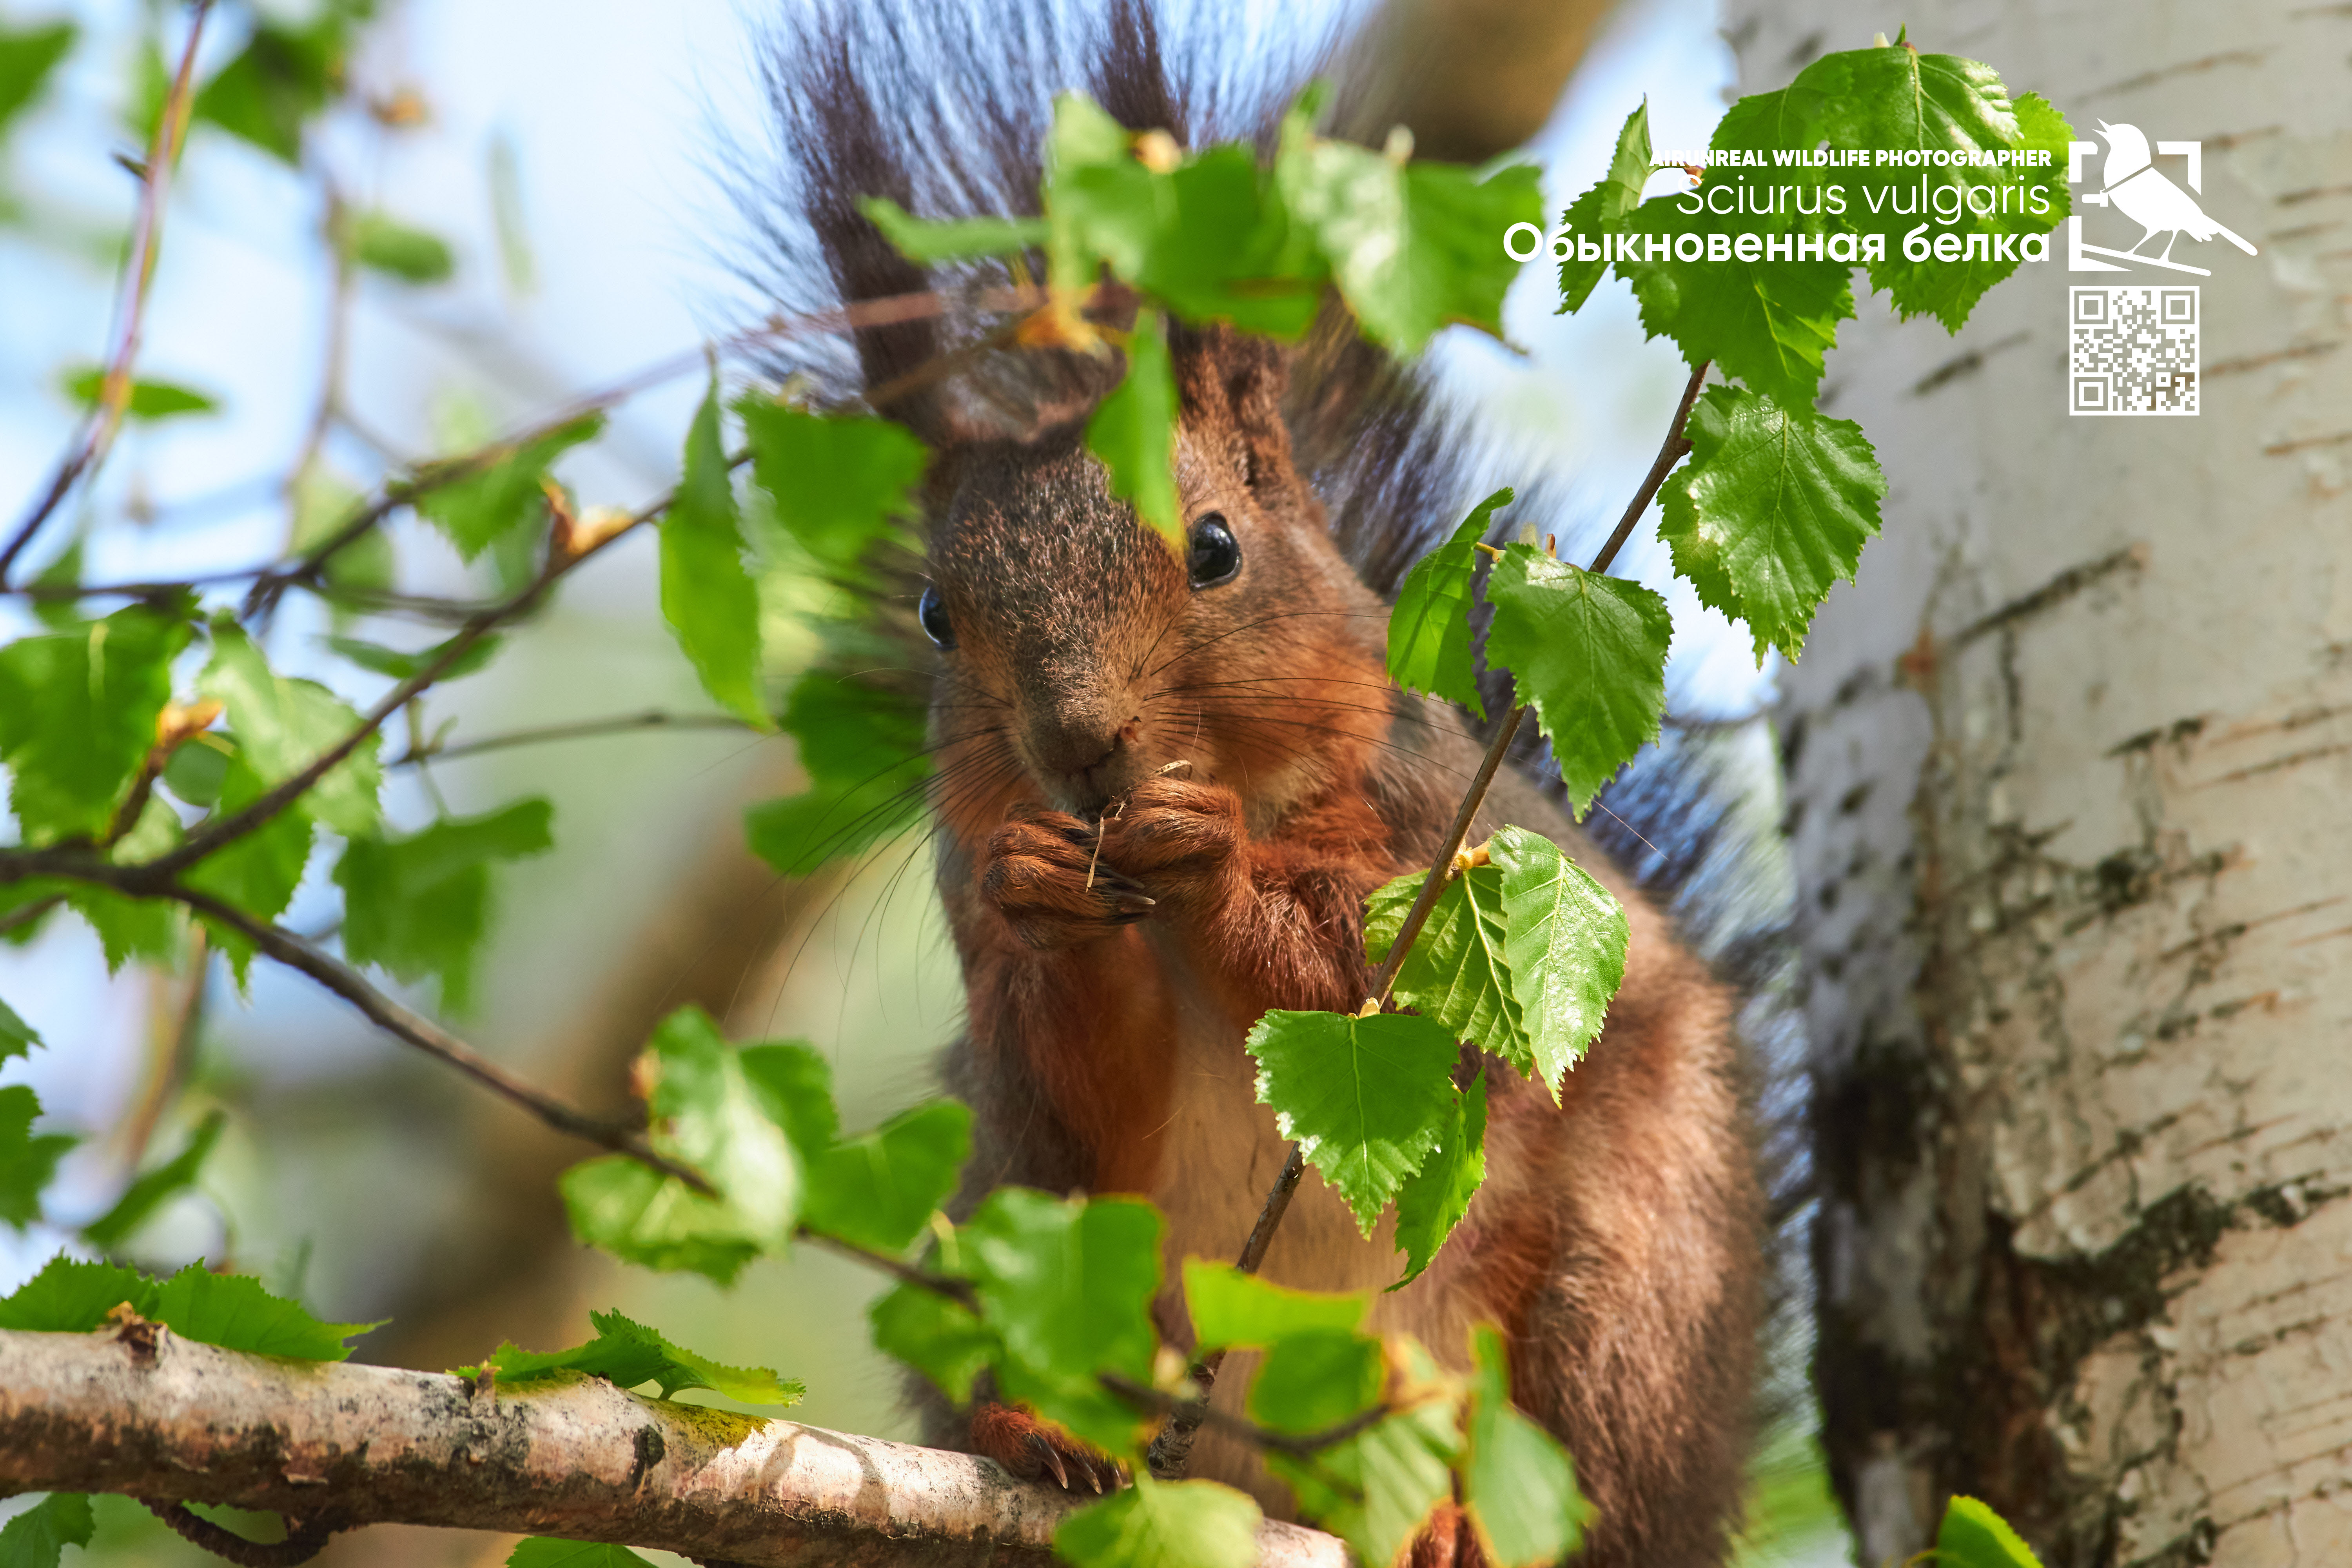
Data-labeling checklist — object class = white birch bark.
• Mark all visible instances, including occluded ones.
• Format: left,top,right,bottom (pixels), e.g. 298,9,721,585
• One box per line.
1719,3,2352,1563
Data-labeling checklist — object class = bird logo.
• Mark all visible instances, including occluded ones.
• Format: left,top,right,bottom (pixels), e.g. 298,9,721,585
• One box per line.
2073,122,2256,274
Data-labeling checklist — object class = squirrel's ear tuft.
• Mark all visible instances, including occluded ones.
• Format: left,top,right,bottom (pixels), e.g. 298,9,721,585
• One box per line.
1174,324,1297,498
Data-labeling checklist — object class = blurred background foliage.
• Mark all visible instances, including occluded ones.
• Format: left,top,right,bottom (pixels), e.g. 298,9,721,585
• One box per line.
0,0,1847,1562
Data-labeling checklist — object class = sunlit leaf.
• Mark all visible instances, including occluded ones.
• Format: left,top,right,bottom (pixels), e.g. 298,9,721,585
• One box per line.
661,377,767,726
332,798,553,1014
1658,384,1885,663
0,1086,73,1230
1183,1261,1368,1347
735,400,926,575
200,622,382,838
1387,487,1511,718
0,1490,94,1568
1488,826,1627,1096
1482,544,1670,817
1084,307,1183,549
58,366,218,420
870,1278,995,1407
1269,1343,1458,1568
0,607,186,846
1462,1324,1588,1566
1247,1328,1384,1436
1936,1496,2046,1568
459,1307,800,1406
1054,1475,1262,1568
505,1542,655,1568
410,413,602,564
559,1007,802,1286
1364,863,1528,1070
1245,1009,1461,1234
350,210,454,284
859,197,1047,264
1389,1068,1485,1287
148,1262,381,1361
801,1101,972,1254
1557,101,1652,314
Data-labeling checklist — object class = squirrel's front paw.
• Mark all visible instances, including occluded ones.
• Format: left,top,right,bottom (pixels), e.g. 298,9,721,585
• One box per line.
982,805,1157,950
968,1401,1127,1494
1097,775,1245,907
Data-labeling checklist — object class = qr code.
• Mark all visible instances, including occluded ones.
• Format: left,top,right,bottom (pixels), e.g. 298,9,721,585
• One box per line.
2070,287,2198,416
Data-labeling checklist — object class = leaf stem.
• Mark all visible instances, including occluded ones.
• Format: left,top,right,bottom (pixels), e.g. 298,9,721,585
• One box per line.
0,0,216,587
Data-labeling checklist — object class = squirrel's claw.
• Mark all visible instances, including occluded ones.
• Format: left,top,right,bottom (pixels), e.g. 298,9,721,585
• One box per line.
1029,1432,1072,1491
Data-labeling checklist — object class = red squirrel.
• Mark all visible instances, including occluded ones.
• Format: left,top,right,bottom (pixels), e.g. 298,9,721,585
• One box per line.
752,5,1763,1562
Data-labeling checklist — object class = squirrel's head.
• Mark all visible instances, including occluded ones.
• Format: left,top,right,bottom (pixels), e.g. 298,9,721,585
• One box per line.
920,325,1390,831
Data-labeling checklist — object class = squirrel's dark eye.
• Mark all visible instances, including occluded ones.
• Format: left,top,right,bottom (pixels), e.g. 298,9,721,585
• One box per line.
1187,513,1241,588
918,583,956,649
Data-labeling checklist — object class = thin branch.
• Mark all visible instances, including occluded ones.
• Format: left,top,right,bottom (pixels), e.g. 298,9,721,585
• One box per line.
164,887,709,1191
1100,1374,1392,1461
799,1231,976,1310
145,464,735,881
1153,356,1715,1482
0,0,216,586
0,1329,1349,1566
392,710,755,768
1588,358,1710,579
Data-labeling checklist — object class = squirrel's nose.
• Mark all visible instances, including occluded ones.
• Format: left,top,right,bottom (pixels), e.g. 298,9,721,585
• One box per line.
1027,715,1125,781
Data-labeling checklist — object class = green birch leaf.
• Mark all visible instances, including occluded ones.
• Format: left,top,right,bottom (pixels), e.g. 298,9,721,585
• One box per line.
1040,107,1325,338
1462,1324,1589,1567
0,1086,73,1230
858,197,1047,264
332,799,553,1014
1276,105,1541,352
661,377,767,725
735,400,927,574
322,633,503,683
0,607,185,845
1615,193,1853,410
0,1491,94,1568
1483,545,1670,817
0,1256,158,1330
1364,864,1529,1071
350,211,454,284
963,1188,1162,1456
870,1278,995,1406
1777,49,2071,330
801,1100,972,1254
746,664,931,873
1659,384,1886,663
199,623,381,838
1054,1475,1263,1568
1389,1068,1486,1288
1247,1328,1385,1436
151,1263,381,1361
185,753,315,968
59,366,219,420
82,1109,227,1252
161,734,230,807
62,887,181,974
410,413,601,564
193,19,343,165
735,1042,840,1162
0,997,40,1060
1936,1496,2046,1568
506,1542,655,1568
1557,100,1652,313
0,22,75,134
560,1008,802,1284
1244,1009,1461,1233
1084,308,1183,549
1488,827,1628,1096
1386,486,1512,717
1183,1261,1368,1346
1268,1344,1459,1568
459,1307,800,1405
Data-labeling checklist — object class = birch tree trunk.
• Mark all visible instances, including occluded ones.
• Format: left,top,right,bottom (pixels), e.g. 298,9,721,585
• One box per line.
1722,4,2352,1563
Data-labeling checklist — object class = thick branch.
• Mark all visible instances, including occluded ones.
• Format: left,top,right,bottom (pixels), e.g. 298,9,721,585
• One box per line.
0,1329,1345,1568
